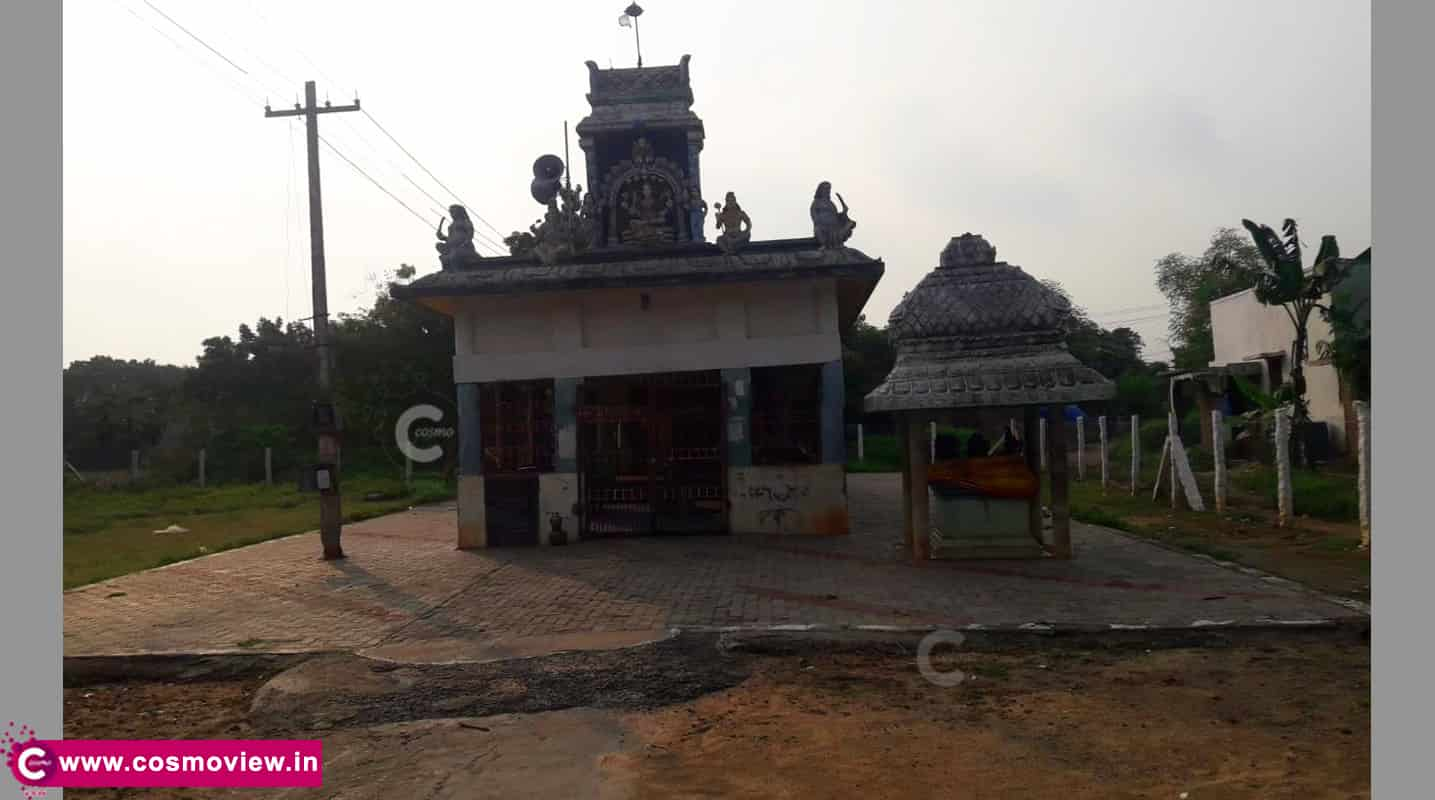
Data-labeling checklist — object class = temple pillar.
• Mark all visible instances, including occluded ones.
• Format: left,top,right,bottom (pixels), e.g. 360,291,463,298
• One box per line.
554,378,580,473
686,130,706,241
820,360,845,464
722,367,751,468
456,382,486,549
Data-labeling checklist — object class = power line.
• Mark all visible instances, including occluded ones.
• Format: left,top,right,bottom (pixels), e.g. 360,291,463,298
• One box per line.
1090,302,1168,319
361,108,509,241
233,0,509,252
318,135,433,231
118,0,492,257
1100,312,1171,326
114,0,263,106
141,0,250,76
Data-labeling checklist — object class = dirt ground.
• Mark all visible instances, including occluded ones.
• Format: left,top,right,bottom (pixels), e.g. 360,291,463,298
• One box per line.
63,632,1369,799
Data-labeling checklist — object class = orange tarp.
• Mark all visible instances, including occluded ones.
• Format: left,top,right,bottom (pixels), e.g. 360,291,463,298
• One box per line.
927,454,1039,500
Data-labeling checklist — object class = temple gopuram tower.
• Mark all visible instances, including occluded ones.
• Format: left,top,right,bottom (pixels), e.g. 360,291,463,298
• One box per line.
575,55,708,244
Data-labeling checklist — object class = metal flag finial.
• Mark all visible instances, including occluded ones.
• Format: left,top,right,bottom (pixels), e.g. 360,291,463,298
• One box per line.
618,3,645,67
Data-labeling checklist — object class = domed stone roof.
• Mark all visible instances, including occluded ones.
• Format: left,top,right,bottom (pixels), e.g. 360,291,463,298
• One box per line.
865,234,1114,412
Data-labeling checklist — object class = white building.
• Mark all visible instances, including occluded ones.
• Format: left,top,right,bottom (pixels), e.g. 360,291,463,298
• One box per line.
1208,286,1353,453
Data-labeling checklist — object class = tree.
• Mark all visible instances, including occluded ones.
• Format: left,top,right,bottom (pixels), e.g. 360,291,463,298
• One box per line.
1042,279,1165,416
1232,218,1370,462
62,356,188,469
1155,228,1264,369
1317,249,1372,402
840,314,896,423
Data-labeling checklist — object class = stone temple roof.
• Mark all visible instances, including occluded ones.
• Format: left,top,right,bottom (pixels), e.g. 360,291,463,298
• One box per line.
864,234,1114,412
575,55,704,136
392,238,884,331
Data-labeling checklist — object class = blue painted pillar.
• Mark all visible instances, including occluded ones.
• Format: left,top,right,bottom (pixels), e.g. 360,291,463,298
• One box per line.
554,378,581,473
821,360,845,464
456,383,483,476
455,382,486,548
722,367,751,467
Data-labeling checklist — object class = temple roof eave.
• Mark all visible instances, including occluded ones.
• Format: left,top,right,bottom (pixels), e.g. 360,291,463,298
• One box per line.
862,343,1116,412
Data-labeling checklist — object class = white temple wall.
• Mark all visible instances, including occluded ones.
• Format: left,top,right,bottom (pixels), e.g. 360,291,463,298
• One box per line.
451,279,840,383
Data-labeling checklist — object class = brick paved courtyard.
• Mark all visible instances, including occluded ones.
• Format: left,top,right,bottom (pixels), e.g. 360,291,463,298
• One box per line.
64,475,1366,659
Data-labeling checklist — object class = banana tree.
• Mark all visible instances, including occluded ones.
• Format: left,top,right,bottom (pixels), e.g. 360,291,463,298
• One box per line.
1231,219,1370,464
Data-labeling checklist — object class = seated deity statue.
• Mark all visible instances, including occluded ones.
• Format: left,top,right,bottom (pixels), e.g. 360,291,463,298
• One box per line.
436,205,479,267
713,191,752,254
810,181,856,249
621,180,676,245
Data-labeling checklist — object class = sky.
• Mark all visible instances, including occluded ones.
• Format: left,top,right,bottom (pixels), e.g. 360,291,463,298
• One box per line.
62,0,1371,367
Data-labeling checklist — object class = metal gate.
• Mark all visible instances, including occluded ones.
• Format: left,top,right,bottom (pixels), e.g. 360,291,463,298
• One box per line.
577,371,727,537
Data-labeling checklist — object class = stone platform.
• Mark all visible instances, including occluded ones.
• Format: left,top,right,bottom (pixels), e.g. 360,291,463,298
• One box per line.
63,474,1365,661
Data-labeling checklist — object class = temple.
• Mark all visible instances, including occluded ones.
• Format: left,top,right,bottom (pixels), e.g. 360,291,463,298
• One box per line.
393,56,884,547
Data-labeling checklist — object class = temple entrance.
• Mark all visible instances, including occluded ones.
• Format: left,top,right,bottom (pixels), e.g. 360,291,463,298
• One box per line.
577,371,726,537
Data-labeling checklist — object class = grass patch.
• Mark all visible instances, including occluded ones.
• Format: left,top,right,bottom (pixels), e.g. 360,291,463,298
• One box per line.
846,428,980,474
1070,506,1131,532
1231,466,1358,522
848,434,901,473
64,475,454,589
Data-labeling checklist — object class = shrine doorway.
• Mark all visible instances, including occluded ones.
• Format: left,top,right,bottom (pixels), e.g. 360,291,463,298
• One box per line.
577,371,727,537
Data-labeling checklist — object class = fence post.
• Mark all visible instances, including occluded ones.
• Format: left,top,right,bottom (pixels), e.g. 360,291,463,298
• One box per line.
1355,400,1371,549
199,448,207,489
1098,416,1108,492
857,423,865,463
130,449,140,483
929,421,936,464
264,447,273,486
1167,412,1180,510
1130,414,1140,495
1275,406,1294,527
1075,416,1086,481
1039,417,1048,472
1212,410,1227,514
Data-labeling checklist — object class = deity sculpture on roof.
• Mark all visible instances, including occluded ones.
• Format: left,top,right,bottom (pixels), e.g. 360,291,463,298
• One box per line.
436,205,479,268
619,178,677,245
713,191,752,254
810,181,856,249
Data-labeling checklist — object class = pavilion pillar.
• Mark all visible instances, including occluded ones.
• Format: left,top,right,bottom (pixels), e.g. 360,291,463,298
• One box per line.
900,415,914,554
456,382,486,549
819,360,845,464
906,412,931,561
722,368,752,468
1048,409,1072,559
1023,407,1044,550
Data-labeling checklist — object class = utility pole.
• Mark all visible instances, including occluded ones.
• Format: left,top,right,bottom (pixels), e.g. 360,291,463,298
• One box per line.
266,81,360,560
